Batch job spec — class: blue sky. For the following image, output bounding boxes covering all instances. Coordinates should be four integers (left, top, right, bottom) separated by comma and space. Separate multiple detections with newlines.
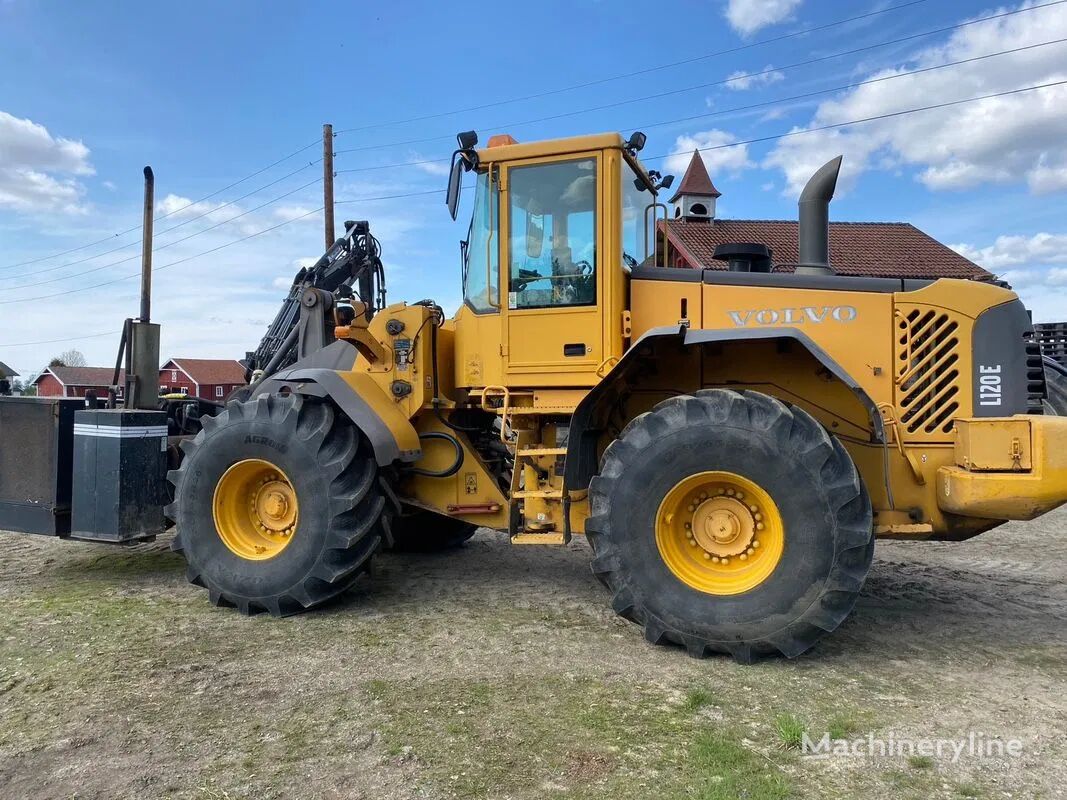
1, 0, 1066, 377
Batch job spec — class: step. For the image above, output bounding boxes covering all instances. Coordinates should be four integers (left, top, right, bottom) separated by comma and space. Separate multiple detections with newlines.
516, 447, 567, 458
511, 488, 565, 500
511, 531, 569, 546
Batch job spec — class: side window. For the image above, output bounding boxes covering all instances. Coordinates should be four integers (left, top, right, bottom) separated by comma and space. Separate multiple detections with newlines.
462, 171, 499, 313
508, 158, 596, 310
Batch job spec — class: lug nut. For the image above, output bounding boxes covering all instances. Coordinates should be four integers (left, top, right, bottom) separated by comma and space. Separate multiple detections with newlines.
739, 553, 748, 561
721, 557, 730, 565
752, 540, 760, 549
750, 504, 758, 513
703, 552, 711, 560
726, 488, 735, 496
712, 556, 721, 564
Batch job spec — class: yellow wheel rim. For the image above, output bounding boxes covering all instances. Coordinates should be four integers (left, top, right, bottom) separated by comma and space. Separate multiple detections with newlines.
655, 471, 784, 595
212, 459, 299, 561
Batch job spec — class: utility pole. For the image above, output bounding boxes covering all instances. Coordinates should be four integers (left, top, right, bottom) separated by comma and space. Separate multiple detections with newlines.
323, 123, 335, 250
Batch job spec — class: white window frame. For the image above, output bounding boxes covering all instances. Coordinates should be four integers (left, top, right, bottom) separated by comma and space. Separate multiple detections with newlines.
215, 386, 224, 398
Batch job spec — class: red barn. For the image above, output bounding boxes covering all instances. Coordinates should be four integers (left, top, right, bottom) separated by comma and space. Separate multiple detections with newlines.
160, 358, 247, 401
33, 366, 122, 398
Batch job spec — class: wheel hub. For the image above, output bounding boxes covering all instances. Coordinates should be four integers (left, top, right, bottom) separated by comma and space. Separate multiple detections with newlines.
213, 459, 300, 561
656, 471, 783, 595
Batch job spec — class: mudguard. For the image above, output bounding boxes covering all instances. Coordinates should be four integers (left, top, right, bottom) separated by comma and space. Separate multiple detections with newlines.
564, 325, 883, 489
253, 341, 421, 465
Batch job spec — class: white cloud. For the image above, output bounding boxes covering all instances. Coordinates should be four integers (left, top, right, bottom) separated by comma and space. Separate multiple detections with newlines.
950, 232, 1067, 270
725, 0, 802, 35
665, 130, 753, 177
409, 152, 450, 177
725, 66, 785, 90
950, 231, 1067, 321
0, 110, 94, 213
764, 1, 1067, 196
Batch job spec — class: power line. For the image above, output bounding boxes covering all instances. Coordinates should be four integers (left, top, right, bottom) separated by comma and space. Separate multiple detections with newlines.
332, 37, 1067, 180
333, 0, 1067, 158
0, 188, 448, 305
333, 0, 933, 135
4, 177, 324, 291
0, 331, 117, 348
0, 139, 321, 272
638, 78, 1067, 165
0, 160, 322, 282
5, 79, 1064, 308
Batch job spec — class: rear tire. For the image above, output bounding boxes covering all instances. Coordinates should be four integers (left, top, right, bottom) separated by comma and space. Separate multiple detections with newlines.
1042, 356, 1067, 415
587, 389, 873, 662
168, 393, 385, 616
386, 510, 478, 552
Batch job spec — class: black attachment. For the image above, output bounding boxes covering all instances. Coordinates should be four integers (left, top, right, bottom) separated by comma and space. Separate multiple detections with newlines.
712, 243, 773, 273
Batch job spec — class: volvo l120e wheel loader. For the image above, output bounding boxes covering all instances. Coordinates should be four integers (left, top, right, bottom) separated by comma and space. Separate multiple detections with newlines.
161, 130, 1067, 660
6, 132, 1063, 662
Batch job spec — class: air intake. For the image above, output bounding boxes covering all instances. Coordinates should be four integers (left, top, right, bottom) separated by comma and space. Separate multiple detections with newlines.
712, 243, 773, 273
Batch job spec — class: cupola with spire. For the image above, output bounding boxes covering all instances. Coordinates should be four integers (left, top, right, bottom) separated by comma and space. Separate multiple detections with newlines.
669, 150, 721, 222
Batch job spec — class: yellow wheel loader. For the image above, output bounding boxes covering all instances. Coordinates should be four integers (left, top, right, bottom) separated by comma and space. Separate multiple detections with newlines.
163, 130, 1067, 661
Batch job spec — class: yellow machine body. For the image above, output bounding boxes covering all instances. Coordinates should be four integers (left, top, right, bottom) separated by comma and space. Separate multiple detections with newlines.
325, 132, 1067, 544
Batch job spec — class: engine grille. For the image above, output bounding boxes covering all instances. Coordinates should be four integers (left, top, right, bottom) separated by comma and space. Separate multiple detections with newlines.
1025, 337, 1047, 414
896, 308, 961, 435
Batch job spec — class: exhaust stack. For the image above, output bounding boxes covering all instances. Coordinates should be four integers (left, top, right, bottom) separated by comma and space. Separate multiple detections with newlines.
795, 156, 842, 276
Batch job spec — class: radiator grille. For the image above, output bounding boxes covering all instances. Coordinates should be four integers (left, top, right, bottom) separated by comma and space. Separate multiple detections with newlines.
1025, 337, 1047, 414
897, 309, 961, 435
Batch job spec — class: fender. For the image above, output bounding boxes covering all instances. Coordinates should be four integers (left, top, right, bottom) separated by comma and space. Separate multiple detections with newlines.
254, 341, 421, 466
564, 325, 884, 490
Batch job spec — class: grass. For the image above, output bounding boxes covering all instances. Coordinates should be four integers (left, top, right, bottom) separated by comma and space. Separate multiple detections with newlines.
774, 713, 806, 750
684, 732, 791, 800
907, 755, 935, 770
682, 687, 717, 712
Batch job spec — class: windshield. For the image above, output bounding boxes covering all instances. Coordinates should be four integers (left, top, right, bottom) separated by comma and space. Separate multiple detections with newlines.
622, 158, 656, 269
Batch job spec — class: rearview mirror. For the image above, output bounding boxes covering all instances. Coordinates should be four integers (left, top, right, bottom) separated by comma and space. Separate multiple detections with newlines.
526, 213, 544, 259
446, 153, 464, 220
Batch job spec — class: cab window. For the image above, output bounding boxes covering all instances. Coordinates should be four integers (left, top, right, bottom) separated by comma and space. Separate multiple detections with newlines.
508, 158, 596, 310
622, 159, 656, 269
462, 171, 499, 313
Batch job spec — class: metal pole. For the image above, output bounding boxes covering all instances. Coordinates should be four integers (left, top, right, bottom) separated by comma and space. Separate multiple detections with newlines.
140, 166, 154, 322
323, 123, 335, 250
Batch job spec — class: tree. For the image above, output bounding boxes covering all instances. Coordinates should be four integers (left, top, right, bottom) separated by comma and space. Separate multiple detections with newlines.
50, 349, 87, 368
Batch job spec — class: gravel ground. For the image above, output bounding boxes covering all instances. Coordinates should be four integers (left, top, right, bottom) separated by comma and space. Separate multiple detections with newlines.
0, 510, 1064, 800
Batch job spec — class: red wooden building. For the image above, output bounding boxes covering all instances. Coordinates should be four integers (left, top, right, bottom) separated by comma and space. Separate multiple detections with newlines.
160, 358, 247, 401
34, 366, 122, 398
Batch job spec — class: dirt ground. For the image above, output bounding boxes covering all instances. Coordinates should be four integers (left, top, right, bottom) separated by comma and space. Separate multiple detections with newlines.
0, 508, 1065, 800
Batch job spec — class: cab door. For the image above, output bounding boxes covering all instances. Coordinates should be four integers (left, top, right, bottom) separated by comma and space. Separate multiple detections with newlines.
500, 152, 606, 385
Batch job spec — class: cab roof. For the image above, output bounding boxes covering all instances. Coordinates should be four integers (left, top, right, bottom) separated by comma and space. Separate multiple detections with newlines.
474, 131, 656, 190
475, 132, 627, 163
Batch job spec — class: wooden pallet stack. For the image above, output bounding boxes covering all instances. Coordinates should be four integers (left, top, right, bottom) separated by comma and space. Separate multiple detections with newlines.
1035, 322, 1067, 367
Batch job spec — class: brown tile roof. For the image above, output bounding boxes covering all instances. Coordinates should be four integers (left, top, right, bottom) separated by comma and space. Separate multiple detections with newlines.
166, 358, 247, 386
36, 366, 121, 387
668, 151, 721, 204
662, 219, 992, 280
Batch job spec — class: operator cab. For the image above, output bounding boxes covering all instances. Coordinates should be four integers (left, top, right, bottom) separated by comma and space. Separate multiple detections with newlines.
446, 131, 669, 388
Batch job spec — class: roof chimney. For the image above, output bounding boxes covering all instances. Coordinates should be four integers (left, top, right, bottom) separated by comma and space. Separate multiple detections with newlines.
669, 150, 721, 222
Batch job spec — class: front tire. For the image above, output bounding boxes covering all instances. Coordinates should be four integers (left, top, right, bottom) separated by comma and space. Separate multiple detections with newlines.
587, 389, 873, 662
168, 393, 385, 616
